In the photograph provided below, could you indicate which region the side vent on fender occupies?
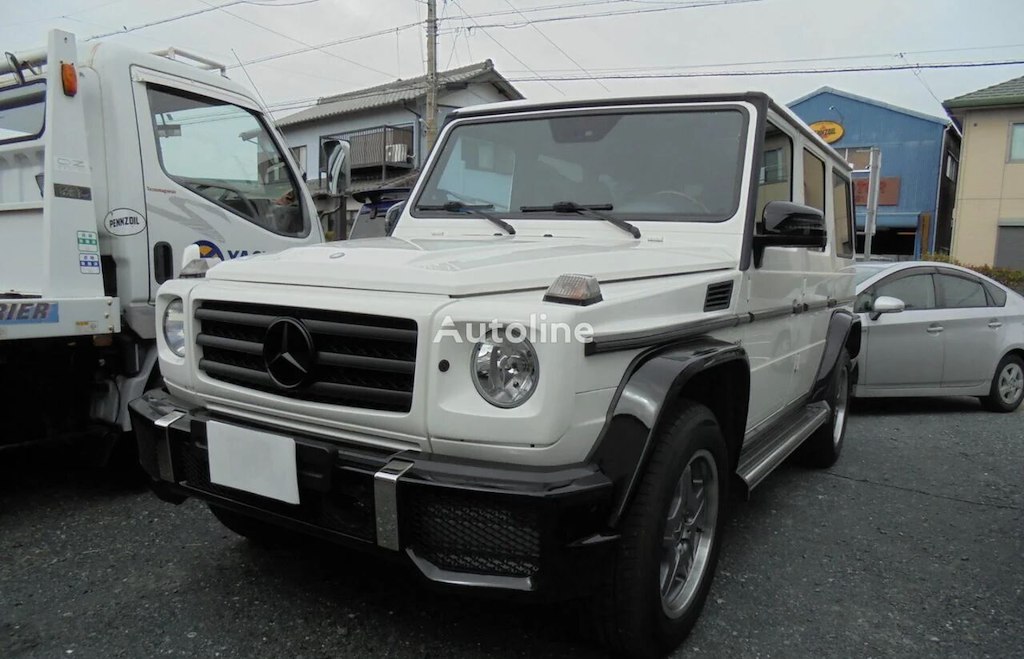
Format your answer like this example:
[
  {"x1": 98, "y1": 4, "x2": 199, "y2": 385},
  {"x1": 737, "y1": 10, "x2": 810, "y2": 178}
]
[{"x1": 703, "y1": 281, "x2": 734, "y2": 312}]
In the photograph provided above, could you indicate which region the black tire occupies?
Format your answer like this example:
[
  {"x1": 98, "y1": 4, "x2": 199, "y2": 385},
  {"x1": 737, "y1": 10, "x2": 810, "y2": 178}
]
[
  {"x1": 209, "y1": 504, "x2": 296, "y2": 547},
  {"x1": 799, "y1": 349, "x2": 851, "y2": 468},
  {"x1": 590, "y1": 401, "x2": 729, "y2": 658},
  {"x1": 981, "y1": 353, "x2": 1024, "y2": 413}
]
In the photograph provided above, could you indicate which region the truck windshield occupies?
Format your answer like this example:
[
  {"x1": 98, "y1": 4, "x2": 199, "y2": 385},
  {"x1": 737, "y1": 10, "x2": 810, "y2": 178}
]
[
  {"x1": 0, "y1": 81, "x2": 45, "y2": 144},
  {"x1": 414, "y1": 108, "x2": 748, "y2": 223},
  {"x1": 147, "y1": 85, "x2": 307, "y2": 237}
]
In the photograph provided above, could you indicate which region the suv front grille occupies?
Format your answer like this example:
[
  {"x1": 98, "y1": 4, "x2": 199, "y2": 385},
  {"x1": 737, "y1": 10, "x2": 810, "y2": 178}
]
[{"x1": 195, "y1": 301, "x2": 417, "y2": 412}]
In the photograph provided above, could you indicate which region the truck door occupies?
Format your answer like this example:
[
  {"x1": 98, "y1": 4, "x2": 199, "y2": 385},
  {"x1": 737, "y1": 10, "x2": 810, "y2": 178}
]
[{"x1": 131, "y1": 71, "x2": 319, "y2": 297}]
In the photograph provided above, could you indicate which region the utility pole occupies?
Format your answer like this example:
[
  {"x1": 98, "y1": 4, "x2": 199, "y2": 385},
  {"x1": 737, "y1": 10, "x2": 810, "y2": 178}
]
[
  {"x1": 863, "y1": 147, "x2": 882, "y2": 259},
  {"x1": 425, "y1": 0, "x2": 439, "y2": 152}
]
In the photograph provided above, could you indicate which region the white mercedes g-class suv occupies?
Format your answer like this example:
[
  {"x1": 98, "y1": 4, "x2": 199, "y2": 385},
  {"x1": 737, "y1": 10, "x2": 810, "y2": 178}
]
[{"x1": 131, "y1": 93, "x2": 860, "y2": 657}]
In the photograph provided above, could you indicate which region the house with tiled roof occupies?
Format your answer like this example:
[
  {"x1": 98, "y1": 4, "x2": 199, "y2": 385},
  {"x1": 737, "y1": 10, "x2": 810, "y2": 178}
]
[
  {"x1": 944, "y1": 74, "x2": 1024, "y2": 268},
  {"x1": 276, "y1": 60, "x2": 522, "y2": 196}
]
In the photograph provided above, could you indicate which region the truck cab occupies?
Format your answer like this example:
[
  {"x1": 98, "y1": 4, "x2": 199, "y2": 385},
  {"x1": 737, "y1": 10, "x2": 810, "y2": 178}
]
[
  {"x1": 131, "y1": 92, "x2": 859, "y2": 655},
  {"x1": 0, "y1": 30, "x2": 320, "y2": 449}
]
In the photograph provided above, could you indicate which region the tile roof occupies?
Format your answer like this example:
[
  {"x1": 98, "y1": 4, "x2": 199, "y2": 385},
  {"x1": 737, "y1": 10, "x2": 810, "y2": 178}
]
[
  {"x1": 944, "y1": 74, "x2": 1024, "y2": 110},
  {"x1": 276, "y1": 60, "x2": 522, "y2": 129}
]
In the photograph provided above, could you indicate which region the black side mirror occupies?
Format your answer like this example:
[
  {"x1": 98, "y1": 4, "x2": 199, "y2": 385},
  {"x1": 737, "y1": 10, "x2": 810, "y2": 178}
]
[
  {"x1": 752, "y1": 201, "x2": 827, "y2": 267},
  {"x1": 763, "y1": 200, "x2": 825, "y2": 234}
]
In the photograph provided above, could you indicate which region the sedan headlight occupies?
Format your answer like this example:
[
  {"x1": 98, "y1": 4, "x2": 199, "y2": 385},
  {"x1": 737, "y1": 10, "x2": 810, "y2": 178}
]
[
  {"x1": 471, "y1": 330, "x2": 539, "y2": 408},
  {"x1": 162, "y1": 298, "x2": 186, "y2": 357}
]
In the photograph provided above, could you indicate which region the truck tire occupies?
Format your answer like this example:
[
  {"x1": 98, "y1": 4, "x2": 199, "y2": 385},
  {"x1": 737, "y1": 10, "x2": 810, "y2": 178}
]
[
  {"x1": 591, "y1": 401, "x2": 728, "y2": 657},
  {"x1": 799, "y1": 349, "x2": 851, "y2": 468},
  {"x1": 981, "y1": 353, "x2": 1024, "y2": 413},
  {"x1": 209, "y1": 504, "x2": 296, "y2": 547}
]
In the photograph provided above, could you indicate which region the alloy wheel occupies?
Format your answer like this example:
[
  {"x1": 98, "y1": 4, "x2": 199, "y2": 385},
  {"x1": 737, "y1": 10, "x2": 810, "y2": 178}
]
[
  {"x1": 660, "y1": 449, "x2": 719, "y2": 618},
  {"x1": 998, "y1": 362, "x2": 1024, "y2": 405}
]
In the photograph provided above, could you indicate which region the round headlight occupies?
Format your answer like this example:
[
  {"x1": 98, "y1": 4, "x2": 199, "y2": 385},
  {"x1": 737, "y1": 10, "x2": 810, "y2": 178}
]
[
  {"x1": 471, "y1": 330, "x2": 539, "y2": 408},
  {"x1": 162, "y1": 298, "x2": 186, "y2": 357}
]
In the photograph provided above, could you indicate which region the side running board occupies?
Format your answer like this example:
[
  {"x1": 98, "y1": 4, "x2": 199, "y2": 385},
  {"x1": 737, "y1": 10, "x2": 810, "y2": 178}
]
[{"x1": 736, "y1": 402, "x2": 830, "y2": 494}]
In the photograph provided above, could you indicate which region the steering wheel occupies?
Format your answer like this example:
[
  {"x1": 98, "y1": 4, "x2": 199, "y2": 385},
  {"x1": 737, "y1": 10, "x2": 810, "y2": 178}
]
[
  {"x1": 652, "y1": 190, "x2": 711, "y2": 214},
  {"x1": 195, "y1": 182, "x2": 260, "y2": 219}
]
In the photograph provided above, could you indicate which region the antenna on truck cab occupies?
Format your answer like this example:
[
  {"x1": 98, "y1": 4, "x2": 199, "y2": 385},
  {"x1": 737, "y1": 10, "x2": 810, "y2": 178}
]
[{"x1": 151, "y1": 47, "x2": 227, "y2": 76}]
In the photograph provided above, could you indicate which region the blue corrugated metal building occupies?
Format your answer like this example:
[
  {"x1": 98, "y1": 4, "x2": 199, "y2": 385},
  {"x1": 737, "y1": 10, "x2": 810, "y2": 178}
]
[{"x1": 789, "y1": 87, "x2": 960, "y2": 257}]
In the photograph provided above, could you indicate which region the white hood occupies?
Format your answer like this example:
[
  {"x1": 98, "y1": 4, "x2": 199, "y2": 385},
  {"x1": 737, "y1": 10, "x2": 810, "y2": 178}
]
[{"x1": 207, "y1": 236, "x2": 736, "y2": 296}]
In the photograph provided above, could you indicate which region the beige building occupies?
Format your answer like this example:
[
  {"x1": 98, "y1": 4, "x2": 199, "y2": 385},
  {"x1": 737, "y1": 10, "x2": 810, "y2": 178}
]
[{"x1": 945, "y1": 75, "x2": 1024, "y2": 268}]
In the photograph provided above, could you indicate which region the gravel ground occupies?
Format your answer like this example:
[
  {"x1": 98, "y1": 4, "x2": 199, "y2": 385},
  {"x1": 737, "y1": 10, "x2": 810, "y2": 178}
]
[{"x1": 1, "y1": 397, "x2": 1021, "y2": 658}]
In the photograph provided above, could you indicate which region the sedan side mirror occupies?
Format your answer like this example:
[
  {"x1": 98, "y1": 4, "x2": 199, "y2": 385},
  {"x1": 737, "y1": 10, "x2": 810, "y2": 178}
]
[{"x1": 869, "y1": 295, "x2": 905, "y2": 321}]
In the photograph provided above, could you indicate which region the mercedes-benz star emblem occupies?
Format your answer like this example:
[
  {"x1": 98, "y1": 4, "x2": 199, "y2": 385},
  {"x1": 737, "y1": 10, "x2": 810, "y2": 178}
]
[{"x1": 263, "y1": 318, "x2": 316, "y2": 389}]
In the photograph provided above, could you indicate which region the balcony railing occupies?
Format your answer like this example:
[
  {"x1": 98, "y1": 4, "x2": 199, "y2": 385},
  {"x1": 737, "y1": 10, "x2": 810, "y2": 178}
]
[{"x1": 331, "y1": 125, "x2": 415, "y2": 172}]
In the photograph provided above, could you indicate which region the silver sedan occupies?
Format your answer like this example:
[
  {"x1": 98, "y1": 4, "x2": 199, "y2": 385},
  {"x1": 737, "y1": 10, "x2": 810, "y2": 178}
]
[{"x1": 854, "y1": 261, "x2": 1024, "y2": 412}]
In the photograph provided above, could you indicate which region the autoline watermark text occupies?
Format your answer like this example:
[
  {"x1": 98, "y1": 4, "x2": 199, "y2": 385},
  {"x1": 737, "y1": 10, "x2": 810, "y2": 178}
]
[{"x1": 434, "y1": 314, "x2": 594, "y2": 344}]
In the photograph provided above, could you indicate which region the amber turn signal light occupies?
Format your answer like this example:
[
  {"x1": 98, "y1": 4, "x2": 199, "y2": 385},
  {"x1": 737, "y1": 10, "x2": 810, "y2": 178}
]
[{"x1": 61, "y1": 62, "x2": 77, "y2": 96}]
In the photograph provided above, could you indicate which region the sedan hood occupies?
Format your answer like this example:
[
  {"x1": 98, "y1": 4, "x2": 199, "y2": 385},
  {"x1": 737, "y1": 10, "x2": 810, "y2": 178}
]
[{"x1": 207, "y1": 236, "x2": 735, "y2": 296}]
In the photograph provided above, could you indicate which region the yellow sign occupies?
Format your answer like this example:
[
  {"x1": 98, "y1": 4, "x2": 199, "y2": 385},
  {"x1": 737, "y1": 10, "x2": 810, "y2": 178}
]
[{"x1": 809, "y1": 120, "x2": 844, "y2": 144}]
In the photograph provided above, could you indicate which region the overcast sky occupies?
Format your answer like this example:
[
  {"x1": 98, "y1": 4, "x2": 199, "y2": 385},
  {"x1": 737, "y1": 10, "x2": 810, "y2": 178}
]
[{"x1": 4, "y1": 0, "x2": 1023, "y2": 121}]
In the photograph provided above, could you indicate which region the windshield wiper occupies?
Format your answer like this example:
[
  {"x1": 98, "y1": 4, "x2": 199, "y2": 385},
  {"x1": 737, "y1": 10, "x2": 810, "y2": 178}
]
[
  {"x1": 520, "y1": 201, "x2": 641, "y2": 239},
  {"x1": 416, "y1": 201, "x2": 516, "y2": 235}
]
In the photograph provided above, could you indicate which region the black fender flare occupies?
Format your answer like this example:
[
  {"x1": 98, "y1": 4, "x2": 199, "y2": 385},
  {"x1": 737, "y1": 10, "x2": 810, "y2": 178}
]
[
  {"x1": 810, "y1": 309, "x2": 861, "y2": 402},
  {"x1": 588, "y1": 338, "x2": 749, "y2": 528}
]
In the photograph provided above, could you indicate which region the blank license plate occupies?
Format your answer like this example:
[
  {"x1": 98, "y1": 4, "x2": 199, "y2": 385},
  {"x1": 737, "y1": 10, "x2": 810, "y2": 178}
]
[{"x1": 206, "y1": 421, "x2": 300, "y2": 504}]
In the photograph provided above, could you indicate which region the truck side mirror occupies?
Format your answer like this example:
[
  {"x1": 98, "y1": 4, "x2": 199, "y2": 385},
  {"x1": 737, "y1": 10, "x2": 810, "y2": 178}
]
[
  {"x1": 325, "y1": 139, "x2": 351, "y2": 196},
  {"x1": 181, "y1": 243, "x2": 202, "y2": 271}
]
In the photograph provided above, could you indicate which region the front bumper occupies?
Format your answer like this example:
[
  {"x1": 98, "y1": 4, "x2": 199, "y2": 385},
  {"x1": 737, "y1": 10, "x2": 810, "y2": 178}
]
[{"x1": 129, "y1": 389, "x2": 616, "y2": 599}]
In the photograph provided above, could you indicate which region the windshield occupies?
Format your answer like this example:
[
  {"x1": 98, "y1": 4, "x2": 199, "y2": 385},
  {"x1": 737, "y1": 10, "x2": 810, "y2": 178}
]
[
  {"x1": 414, "y1": 108, "x2": 748, "y2": 222},
  {"x1": 147, "y1": 85, "x2": 307, "y2": 237}
]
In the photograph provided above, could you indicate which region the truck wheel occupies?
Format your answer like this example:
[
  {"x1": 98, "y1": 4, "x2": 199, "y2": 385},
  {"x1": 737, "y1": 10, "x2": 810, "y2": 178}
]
[
  {"x1": 592, "y1": 402, "x2": 728, "y2": 657},
  {"x1": 799, "y1": 349, "x2": 851, "y2": 468},
  {"x1": 208, "y1": 504, "x2": 294, "y2": 547},
  {"x1": 981, "y1": 354, "x2": 1024, "y2": 413}
]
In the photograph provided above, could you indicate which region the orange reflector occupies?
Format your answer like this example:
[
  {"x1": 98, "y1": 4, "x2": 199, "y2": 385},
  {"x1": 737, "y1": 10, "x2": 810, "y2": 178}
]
[{"x1": 61, "y1": 62, "x2": 78, "y2": 96}]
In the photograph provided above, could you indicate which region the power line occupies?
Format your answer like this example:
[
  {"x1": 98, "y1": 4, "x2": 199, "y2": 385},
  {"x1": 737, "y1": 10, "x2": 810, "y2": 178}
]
[
  {"x1": 439, "y1": 0, "x2": 763, "y2": 32},
  {"x1": 497, "y1": 43, "x2": 1024, "y2": 76},
  {"x1": 449, "y1": 0, "x2": 564, "y2": 96},
  {"x1": 84, "y1": 0, "x2": 317, "y2": 41},
  {"x1": 498, "y1": 0, "x2": 610, "y2": 92},
  {"x1": 499, "y1": 58, "x2": 1024, "y2": 82},
  {"x1": 195, "y1": 0, "x2": 394, "y2": 78},
  {"x1": 231, "y1": 22, "x2": 422, "y2": 69}
]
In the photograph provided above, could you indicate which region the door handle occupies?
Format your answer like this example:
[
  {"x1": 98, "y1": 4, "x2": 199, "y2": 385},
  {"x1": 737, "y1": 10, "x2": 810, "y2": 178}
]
[
  {"x1": 988, "y1": 320, "x2": 1003, "y2": 329},
  {"x1": 926, "y1": 325, "x2": 943, "y2": 334}
]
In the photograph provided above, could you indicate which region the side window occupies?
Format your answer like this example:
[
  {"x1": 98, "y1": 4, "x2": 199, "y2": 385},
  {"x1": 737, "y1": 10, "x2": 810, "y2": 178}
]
[
  {"x1": 755, "y1": 122, "x2": 793, "y2": 221},
  {"x1": 873, "y1": 273, "x2": 936, "y2": 311},
  {"x1": 938, "y1": 274, "x2": 988, "y2": 308},
  {"x1": 985, "y1": 281, "x2": 1007, "y2": 307},
  {"x1": 147, "y1": 85, "x2": 308, "y2": 238},
  {"x1": 832, "y1": 170, "x2": 854, "y2": 258},
  {"x1": 803, "y1": 149, "x2": 826, "y2": 211}
]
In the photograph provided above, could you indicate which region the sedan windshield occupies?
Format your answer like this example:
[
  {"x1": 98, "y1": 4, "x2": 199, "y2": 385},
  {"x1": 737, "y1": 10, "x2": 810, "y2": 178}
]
[{"x1": 414, "y1": 108, "x2": 748, "y2": 223}]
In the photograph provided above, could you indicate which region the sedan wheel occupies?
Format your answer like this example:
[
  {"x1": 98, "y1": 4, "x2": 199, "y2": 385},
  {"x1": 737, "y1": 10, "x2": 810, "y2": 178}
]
[
  {"x1": 983, "y1": 354, "x2": 1024, "y2": 413},
  {"x1": 998, "y1": 362, "x2": 1023, "y2": 406}
]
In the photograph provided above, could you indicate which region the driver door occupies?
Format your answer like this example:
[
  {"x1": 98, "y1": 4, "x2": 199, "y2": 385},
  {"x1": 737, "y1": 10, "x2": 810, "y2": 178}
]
[{"x1": 132, "y1": 70, "x2": 318, "y2": 301}]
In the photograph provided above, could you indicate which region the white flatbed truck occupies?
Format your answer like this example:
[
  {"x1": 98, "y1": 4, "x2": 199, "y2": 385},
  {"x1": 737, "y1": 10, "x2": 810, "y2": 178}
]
[{"x1": 0, "y1": 30, "x2": 321, "y2": 458}]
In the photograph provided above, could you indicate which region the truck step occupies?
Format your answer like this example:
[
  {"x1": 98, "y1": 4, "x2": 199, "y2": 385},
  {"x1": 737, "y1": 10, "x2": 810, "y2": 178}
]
[{"x1": 736, "y1": 401, "x2": 830, "y2": 494}]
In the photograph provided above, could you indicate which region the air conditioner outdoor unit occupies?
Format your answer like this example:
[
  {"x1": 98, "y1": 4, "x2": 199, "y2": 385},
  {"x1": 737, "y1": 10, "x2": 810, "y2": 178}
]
[{"x1": 385, "y1": 143, "x2": 409, "y2": 164}]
